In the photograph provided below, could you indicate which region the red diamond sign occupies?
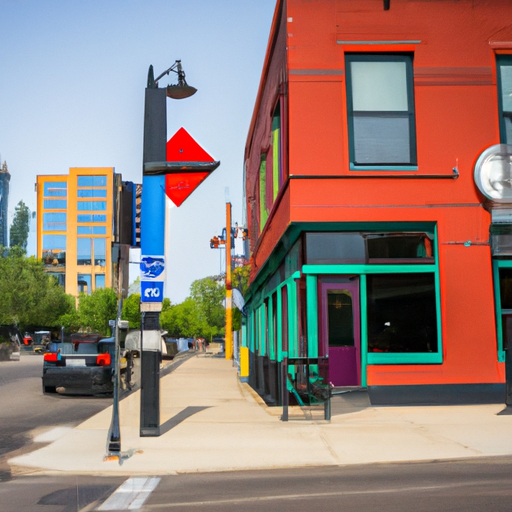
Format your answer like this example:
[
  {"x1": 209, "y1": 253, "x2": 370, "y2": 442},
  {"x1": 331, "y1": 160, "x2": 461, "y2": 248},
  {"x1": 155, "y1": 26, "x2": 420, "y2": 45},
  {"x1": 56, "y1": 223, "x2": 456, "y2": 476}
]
[{"x1": 164, "y1": 128, "x2": 219, "y2": 207}]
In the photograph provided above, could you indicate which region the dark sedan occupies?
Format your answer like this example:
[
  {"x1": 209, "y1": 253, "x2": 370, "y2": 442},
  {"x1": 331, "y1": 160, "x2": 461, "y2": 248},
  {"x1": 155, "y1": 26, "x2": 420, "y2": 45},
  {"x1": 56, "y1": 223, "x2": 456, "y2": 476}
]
[{"x1": 42, "y1": 334, "x2": 116, "y2": 396}]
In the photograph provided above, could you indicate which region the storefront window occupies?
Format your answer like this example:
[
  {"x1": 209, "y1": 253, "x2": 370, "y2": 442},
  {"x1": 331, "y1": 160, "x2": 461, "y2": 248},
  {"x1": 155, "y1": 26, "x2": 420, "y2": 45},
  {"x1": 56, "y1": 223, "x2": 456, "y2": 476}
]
[
  {"x1": 499, "y1": 267, "x2": 512, "y2": 352},
  {"x1": 367, "y1": 273, "x2": 438, "y2": 354}
]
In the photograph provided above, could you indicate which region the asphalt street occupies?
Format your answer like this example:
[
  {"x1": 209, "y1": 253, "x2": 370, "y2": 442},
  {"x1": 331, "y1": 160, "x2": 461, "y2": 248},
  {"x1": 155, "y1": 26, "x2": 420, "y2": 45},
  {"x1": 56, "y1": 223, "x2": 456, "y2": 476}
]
[{"x1": 1, "y1": 457, "x2": 512, "y2": 511}]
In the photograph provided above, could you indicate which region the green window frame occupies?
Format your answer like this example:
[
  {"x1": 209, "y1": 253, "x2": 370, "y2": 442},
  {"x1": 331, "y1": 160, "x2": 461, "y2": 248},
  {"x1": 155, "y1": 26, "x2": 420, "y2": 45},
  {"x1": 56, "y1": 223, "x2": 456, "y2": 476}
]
[
  {"x1": 271, "y1": 101, "x2": 282, "y2": 201},
  {"x1": 302, "y1": 263, "x2": 442, "y2": 365},
  {"x1": 497, "y1": 55, "x2": 512, "y2": 145},
  {"x1": 259, "y1": 155, "x2": 269, "y2": 231},
  {"x1": 346, "y1": 53, "x2": 417, "y2": 170},
  {"x1": 493, "y1": 259, "x2": 512, "y2": 362}
]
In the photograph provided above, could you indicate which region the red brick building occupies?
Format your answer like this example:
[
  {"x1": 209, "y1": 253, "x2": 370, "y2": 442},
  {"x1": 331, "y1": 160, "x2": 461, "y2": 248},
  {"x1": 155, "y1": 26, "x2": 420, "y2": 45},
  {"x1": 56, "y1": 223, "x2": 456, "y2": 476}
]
[{"x1": 242, "y1": 0, "x2": 512, "y2": 405}]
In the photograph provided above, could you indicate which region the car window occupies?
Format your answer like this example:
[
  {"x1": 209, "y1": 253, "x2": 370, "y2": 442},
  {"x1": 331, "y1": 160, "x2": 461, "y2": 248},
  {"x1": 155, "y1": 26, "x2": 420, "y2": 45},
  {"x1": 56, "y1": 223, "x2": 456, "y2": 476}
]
[{"x1": 74, "y1": 343, "x2": 99, "y2": 354}]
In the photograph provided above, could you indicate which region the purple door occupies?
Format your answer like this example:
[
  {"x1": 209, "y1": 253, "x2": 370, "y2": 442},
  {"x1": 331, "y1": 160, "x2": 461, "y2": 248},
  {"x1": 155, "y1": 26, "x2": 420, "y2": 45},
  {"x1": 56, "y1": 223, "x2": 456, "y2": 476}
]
[{"x1": 320, "y1": 278, "x2": 361, "y2": 387}]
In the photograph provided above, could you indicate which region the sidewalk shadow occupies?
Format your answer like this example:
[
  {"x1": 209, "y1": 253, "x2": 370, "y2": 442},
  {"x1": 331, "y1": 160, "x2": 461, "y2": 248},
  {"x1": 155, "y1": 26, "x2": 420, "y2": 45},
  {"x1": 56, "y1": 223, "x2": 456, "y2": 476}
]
[
  {"x1": 159, "y1": 406, "x2": 211, "y2": 435},
  {"x1": 331, "y1": 390, "x2": 371, "y2": 416}
]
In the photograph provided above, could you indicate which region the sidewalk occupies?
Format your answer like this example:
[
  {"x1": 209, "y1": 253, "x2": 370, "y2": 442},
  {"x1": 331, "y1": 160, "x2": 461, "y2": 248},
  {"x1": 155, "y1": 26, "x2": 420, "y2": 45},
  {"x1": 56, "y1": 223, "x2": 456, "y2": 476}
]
[{"x1": 9, "y1": 353, "x2": 512, "y2": 476}]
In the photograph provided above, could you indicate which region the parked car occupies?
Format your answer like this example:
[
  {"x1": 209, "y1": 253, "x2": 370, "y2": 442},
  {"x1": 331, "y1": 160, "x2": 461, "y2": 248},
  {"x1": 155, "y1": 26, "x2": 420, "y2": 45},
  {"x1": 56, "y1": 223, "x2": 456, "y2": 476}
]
[{"x1": 42, "y1": 333, "x2": 122, "y2": 396}]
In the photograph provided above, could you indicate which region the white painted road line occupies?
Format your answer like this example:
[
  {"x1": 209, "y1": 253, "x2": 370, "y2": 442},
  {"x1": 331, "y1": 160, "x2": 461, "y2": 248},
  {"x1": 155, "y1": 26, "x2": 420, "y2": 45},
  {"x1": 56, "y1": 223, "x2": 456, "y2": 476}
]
[{"x1": 98, "y1": 477, "x2": 161, "y2": 510}]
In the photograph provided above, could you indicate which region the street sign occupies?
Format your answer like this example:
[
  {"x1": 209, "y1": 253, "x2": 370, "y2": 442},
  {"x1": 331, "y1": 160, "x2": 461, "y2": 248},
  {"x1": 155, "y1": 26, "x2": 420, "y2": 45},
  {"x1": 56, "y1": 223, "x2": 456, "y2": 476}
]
[
  {"x1": 141, "y1": 281, "x2": 164, "y2": 302},
  {"x1": 165, "y1": 127, "x2": 217, "y2": 206}
]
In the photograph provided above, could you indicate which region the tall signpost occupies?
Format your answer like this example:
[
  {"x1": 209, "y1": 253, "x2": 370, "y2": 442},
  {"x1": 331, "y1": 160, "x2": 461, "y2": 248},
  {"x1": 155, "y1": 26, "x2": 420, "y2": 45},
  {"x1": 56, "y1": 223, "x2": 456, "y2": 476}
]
[{"x1": 140, "y1": 61, "x2": 219, "y2": 436}]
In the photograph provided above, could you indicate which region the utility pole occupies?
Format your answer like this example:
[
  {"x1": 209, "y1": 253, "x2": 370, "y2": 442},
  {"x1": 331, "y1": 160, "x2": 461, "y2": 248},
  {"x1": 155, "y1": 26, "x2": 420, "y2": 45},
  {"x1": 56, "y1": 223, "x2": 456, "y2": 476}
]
[{"x1": 225, "y1": 202, "x2": 233, "y2": 360}]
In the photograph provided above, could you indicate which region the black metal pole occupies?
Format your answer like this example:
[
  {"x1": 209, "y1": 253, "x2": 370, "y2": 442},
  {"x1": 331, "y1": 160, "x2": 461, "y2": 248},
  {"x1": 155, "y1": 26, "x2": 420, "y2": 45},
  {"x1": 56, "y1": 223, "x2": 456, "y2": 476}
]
[
  {"x1": 281, "y1": 356, "x2": 288, "y2": 421},
  {"x1": 107, "y1": 300, "x2": 123, "y2": 454},
  {"x1": 139, "y1": 72, "x2": 166, "y2": 437},
  {"x1": 139, "y1": 311, "x2": 161, "y2": 436}
]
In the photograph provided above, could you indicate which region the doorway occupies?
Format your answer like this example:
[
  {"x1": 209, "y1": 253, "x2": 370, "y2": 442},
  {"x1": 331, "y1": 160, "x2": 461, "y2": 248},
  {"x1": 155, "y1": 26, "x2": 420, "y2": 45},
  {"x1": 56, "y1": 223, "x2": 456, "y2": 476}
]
[{"x1": 320, "y1": 278, "x2": 361, "y2": 387}]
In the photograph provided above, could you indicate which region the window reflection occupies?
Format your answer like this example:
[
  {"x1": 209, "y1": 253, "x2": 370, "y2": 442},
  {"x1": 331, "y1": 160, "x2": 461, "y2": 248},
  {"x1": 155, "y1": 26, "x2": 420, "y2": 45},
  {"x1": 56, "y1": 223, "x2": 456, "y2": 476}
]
[
  {"x1": 43, "y1": 212, "x2": 67, "y2": 231},
  {"x1": 77, "y1": 238, "x2": 92, "y2": 265},
  {"x1": 77, "y1": 201, "x2": 106, "y2": 211},
  {"x1": 43, "y1": 182, "x2": 67, "y2": 197},
  {"x1": 77, "y1": 176, "x2": 107, "y2": 187},
  {"x1": 95, "y1": 274, "x2": 105, "y2": 289},
  {"x1": 78, "y1": 274, "x2": 91, "y2": 294}
]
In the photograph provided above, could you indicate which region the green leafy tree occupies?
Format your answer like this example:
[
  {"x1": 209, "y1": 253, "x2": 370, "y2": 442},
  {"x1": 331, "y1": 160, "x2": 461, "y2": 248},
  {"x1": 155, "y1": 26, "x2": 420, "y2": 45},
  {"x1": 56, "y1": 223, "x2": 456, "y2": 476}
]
[
  {"x1": 9, "y1": 201, "x2": 30, "y2": 251},
  {"x1": 58, "y1": 304, "x2": 81, "y2": 333},
  {"x1": 0, "y1": 246, "x2": 74, "y2": 330},
  {"x1": 161, "y1": 298, "x2": 202, "y2": 338},
  {"x1": 122, "y1": 292, "x2": 141, "y2": 329},
  {"x1": 77, "y1": 287, "x2": 118, "y2": 335},
  {"x1": 190, "y1": 276, "x2": 225, "y2": 341}
]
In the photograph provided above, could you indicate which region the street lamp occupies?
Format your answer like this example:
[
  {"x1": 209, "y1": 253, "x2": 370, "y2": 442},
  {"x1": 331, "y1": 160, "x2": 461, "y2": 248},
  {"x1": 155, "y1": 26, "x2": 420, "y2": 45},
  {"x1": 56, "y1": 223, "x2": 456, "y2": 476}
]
[
  {"x1": 140, "y1": 60, "x2": 219, "y2": 436},
  {"x1": 140, "y1": 60, "x2": 197, "y2": 437}
]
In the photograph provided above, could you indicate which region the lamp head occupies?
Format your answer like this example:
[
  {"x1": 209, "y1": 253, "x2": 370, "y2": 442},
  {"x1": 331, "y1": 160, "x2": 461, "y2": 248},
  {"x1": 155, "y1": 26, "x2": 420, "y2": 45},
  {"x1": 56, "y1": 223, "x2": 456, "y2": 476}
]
[
  {"x1": 166, "y1": 84, "x2": 197, "y2": 100},
  {"x1": 149, "y1": 60, "x2": 197, "y2": 99}
]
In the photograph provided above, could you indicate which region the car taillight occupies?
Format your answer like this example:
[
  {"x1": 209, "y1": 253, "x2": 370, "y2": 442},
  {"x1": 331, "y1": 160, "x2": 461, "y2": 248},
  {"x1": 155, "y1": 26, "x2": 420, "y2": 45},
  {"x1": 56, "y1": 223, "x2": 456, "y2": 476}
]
[
  {"x1": 97, "y1": 353, "x2": 111, "y2": 366},
  {"x1": 44, "y1": 353, "x2": 59, "y2": 362}
]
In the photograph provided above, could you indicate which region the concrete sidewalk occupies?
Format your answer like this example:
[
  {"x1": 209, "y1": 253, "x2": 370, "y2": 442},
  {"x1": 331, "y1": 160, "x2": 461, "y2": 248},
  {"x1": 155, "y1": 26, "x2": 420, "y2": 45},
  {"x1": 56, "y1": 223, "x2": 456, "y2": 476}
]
[{"x1": 9, "y1": 353, "x2": 512, "y2": 476}]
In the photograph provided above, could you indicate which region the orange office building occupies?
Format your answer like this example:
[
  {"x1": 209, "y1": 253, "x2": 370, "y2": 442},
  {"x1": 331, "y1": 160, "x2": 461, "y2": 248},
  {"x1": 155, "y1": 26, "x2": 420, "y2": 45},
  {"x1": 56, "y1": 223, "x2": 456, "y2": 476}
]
[
  {"x1": 36, "y1": 168, "x2": 115, "y2": 298},
  {"x1": 242, "y1": 0, "x2": 512, "y2": 404}
]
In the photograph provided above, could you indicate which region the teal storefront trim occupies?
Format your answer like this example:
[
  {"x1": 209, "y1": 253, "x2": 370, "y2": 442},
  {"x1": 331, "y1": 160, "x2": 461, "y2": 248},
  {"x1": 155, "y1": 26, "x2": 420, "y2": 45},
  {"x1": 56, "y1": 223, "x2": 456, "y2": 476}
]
[
  {"x1": 360, "y1": 274, "x2": 368, "y2": 388},
  {"x1": 302, "y1": 262, "x2": 443, "y2": 366},
  {"x1": 306, "y1": 274, "x2": 318, "y2": 359},
  {"x1": 493, "y1": 259, "x2": 512, "y2": 363}
]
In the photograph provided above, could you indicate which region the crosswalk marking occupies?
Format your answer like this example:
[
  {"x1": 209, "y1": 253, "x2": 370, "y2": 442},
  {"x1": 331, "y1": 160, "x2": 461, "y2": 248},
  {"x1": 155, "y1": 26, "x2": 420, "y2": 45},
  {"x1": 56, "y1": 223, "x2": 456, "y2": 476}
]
[{"x1": 98, "y1": 477, "x2": 161, "y2": 510}]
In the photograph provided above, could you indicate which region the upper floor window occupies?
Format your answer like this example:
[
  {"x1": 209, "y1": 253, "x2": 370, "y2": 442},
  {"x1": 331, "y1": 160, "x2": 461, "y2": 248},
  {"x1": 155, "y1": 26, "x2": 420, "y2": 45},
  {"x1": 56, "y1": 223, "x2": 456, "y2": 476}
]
[
  {"x1": 77, "y1": 214, "x2": 106, "y2": 223},
  {"x1": 43, "y1": 182, "x2": 67, "y2": 197},
  {"x1": 271, "y1": 100, "x2": 283, "y2": 200},
  {"x1": 497, "y1": 55, "x2": 512, "y2": 144},
  {"x1": 77, "y1": 189, "x2": 107, "y2": 198},
  {"x1": 77, "y1": 201, "x2": 106, "y2": 211},
  {"x1": 43, "y1": 199, "x2": 67, "y2": 210},
  {"x1": 77, "y1": 176, "x2": 107, "y2": 187},
  {"x1": 345, "y1": 54, "x2": 417, "y2": 169},
  {"x1": 259, "y1": 155, "x2": 269, "y2": 232},
  {"x1": 43, "y1": 212, "x2": 66, "y2": 232}
]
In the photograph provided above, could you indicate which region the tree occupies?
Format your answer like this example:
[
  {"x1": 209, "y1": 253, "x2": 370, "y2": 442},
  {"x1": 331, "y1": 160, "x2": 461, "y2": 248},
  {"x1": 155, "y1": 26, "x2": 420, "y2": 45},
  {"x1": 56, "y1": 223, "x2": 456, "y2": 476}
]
[
  {"x1": 161, "y1": 298, "x2": 202, "y2": 338},
  {"x1": 9, "y1": 201, "x2": 30, "y2": 251},
  {"x1": 77, "y1": 287, "x2": 118, "y2": 335},
  {"x1": 122, "y1": 293, "x2": 141, "y2": 329},
  {"x1": 190, "y1": 276, "x2": 225, "y2": 341},
  {"x1": 0, "y1": 246, "x2": 74, "y2": 330}
]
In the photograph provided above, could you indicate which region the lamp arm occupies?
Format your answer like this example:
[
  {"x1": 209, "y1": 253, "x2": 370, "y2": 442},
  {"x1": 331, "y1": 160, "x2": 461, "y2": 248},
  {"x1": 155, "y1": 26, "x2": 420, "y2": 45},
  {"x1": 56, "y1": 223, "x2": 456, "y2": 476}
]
[{"x1": 154, "y1": 60, "x2": 181, "y2": 85}]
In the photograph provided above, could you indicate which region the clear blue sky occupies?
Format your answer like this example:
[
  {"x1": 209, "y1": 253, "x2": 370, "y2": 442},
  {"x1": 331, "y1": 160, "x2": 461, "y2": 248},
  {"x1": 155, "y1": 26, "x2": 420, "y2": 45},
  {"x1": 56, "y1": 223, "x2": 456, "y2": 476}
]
[{"x1": 0, "y1": 0, "x2": 276, "y2": 303}]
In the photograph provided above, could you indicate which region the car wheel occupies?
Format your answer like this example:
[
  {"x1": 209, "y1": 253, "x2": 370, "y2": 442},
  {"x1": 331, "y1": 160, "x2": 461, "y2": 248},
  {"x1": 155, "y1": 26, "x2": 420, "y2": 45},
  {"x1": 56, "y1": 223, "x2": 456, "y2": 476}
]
[{"x1": 42, "y1": 384, "x2": 56, "y2": 394}]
